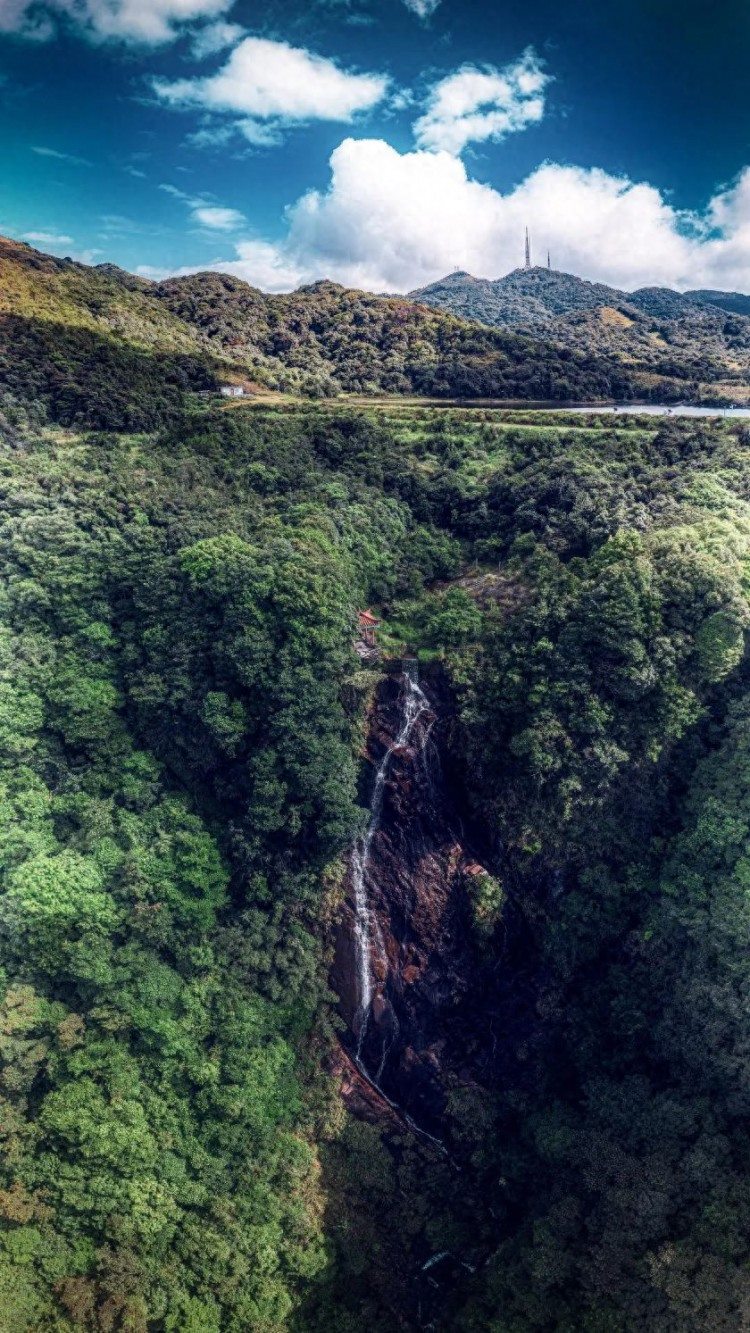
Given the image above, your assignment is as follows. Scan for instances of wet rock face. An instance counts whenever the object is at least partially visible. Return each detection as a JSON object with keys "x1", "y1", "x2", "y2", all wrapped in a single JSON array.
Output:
[
  {"x1": 332, "y1": 670, "x2": 482, "y2": 1128},
  {"x1": 327, "y1": 1044, "x2": 406, "y2": 1131}
]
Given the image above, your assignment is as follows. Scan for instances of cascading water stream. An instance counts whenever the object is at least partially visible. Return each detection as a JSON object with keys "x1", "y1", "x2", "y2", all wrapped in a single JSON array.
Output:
[
  {"x1": 352, "y1": 668, "x2": 431, "y2": 1069},
  {"x1": 343, "y1": 665, "x2": 456, "y2": 1160}
]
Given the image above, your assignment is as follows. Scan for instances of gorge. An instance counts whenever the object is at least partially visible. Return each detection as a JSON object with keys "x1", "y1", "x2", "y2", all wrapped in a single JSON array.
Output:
[
  {"x1": 333, "y1": 662, "x2": 508, "y2": 1144},
  {"x1": 4, "y1": 278, "x2": 750, "y2": 1327},
  {"x1": 3, "y1": 0, "x2": 750, "y2": 1312},
  {"x1": 349, "y1": 665, "x2": 432, "y2": 1078}
]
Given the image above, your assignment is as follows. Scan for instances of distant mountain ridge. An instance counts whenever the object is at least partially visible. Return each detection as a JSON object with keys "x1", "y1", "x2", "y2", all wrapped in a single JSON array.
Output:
[
  {"x1": 3, "y1": 233, "x2": 750, "y2": 429},
  {"x1": 410, "y1": 265, "x2": 748, "y2": 327},
  {"x1": 411, "y1": 267, "x2": 634, "y2": 326},
  {"x1": 410, "y1": 266, "x2": 750, "y2": 403},
  {"x1": 0, "y1": 235, "x2": 639, "y2": 429},
  {"x1": 687, "y1": 288, "x2": 750, "y2": 317}
]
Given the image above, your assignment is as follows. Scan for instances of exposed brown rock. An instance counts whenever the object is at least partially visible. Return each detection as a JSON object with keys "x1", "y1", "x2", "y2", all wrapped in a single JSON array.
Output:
[
  {"x1": 332, "y1": 669, "x2": 489, "y2": 1129},
  {"x1": 328, "y1": 1044, "x2": 405, "y2": 1131}
]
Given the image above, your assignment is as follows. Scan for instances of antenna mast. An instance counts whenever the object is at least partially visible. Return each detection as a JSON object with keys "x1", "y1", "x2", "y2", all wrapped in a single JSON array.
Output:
[
  {"x1": 547, "y1": 250, "x2": 551, "y2": 270},
  {"x1": 524, "y1": 227, "x2": 532, "y2": 269}
]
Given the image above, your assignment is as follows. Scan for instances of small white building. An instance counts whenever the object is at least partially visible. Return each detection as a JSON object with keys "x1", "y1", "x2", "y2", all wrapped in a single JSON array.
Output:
[{"x1": 220, "y1": 385, "x2": 246, "y2": 398}]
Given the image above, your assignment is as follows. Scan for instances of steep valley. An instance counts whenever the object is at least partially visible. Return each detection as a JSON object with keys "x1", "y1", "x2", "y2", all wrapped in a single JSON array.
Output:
[
  {"x1": 4, "y1": 0, "x2": 750, "y2": 1320},
  {"x1": 3, "y1": 279, "x2": 750, "y2": 1329},
  {"x1": 334, "y1": 665, "x2": 483, "y2": 1132}
]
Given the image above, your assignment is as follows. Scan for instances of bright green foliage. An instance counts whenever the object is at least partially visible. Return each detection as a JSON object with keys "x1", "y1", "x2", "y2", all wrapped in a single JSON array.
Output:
[
  {"x1": 0, "y1": 406, "x2": 422, "y2": 1329},
  {"x1": 466, "y1": 870, "x2": 506, "y2": 938},
  {"x1": 5, "y1": 850, "x2": 120, "y2": 972},
  {"x1": 424, "y1": 587, "x2": 484, "y2": 650}
]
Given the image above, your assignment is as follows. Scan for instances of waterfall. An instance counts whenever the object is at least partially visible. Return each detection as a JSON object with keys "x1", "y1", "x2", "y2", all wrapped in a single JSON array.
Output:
[{"x1": 352, "y1": 668, "x2": 431, "y2": 1068}]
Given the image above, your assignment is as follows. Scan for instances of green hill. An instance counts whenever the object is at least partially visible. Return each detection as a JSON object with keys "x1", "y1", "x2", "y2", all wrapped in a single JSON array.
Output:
[
  {"x1": 0, "y1": 236, "x2": 223, "y2": 430},
  {"x1": 0, "y1": 236, "x2": 721, "y2": 429},
  {"x1": 411, "y1": 265, "x2": 750, "y2": 403},
  {"x1": 687, "y1": 287, "x2": 750, "y2": 316}
]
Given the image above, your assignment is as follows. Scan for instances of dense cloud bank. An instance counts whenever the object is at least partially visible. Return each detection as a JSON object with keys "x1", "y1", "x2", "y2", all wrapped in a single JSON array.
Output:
[{"x1": 190, "y1": 139, "x2": 750, "y2": 296}]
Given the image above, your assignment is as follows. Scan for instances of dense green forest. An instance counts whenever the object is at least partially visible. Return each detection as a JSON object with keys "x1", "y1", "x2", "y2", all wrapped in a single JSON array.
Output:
[{"x1": 3, "y1": 383, "x2": 750, "y2": 1329}]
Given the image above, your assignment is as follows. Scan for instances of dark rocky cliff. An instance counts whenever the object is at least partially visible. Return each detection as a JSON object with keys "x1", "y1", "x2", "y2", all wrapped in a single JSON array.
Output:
[{"x1": 332, "y1": 667, "x2": 528, "y2": 1138}]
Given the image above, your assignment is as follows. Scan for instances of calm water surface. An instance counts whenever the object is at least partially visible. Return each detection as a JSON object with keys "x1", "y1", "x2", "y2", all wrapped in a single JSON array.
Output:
[{"x1": 562, "y1": 404, "x2": 750, "y2": 418}]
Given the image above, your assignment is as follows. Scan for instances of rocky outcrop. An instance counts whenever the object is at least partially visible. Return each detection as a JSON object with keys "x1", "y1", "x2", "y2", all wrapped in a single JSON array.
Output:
[
  {"x1": 332, "y1": 667, "x2": 488, "y2": 1130},
  {"x1": 328, "y1": 1044, "x2": 406, "y2": 1131}
]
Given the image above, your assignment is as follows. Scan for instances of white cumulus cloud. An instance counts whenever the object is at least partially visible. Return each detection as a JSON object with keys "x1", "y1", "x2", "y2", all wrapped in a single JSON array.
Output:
[
  {"x1": 154, "y1": 36, "x2": 390, "y2": 142},
  {"x1": 190, "y1": 18, "x2": 243, "y2": 57},
  {"x1": 402, "y1": 0, "x2": 441, "y2": 18},
  {"x1": 175, "y1": 138, "x2": 750, "y2": 296},
  {"x1": 191, "y1": 204, "x2": 245, "y2": 230},
  {"x1": 414, "y1": 49, "x2": 550, "y2": 155},
  {"x1": 0, "y1": 0, "x2": 235, "y2": 44}
]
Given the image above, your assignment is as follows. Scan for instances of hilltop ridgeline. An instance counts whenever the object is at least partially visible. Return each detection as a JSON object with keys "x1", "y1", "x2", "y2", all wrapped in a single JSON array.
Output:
[
  {"x1": 410, "y1": 263, "x2": 750, "y2": 326},
  {"x1": 2, "y1": 234, "x2": 750, "y2": 430},
  {"x1": 411, "y1": 265, "x2": 750, "y2": 403},
  {"x1": 0, "y1": 236, "x2": 631, "y2": 428}
]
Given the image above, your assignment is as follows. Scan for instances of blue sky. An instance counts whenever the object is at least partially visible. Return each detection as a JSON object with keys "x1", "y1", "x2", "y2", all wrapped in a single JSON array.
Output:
[{"x1": 1, "y1": 0, "x2": 750, "y2": 292}]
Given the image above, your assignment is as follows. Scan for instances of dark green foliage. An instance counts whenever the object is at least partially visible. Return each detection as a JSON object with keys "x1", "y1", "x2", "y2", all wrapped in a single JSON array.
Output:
[
  {"x1": 422, "y1": 417, "x2": 750, "y2": 1330},
  {"x1": 4, "y1": 395, "x2": 750, "y2": 1330},
  {"x1": 0, "y1": 314, "x2": 218, "y2": 430},
  {"x1": 411, "y1": 265, "x2": 750, "y2": 403},
  {"x1": 0, "y1": 406, "x2": 429, "y2": 1329}
]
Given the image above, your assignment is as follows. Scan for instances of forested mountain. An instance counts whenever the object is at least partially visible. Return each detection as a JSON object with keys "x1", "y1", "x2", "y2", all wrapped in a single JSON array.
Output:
[
  {"x1": 412, "y1": 265, "x2": 750, "y2": 402},
  {"x1": 6, "y1": 232, "x2": 750, "y2": 1330},
  {"x1": 4, "y1": 236, "x2": 750, "y2": 433},
  {"x1": 410, "y1": 263, "x2": 748, "y2": 327},
  {"x1": 0, "y1": 236, "x2": 636, "y2": 427},
  {"x1": 410, "y1": 265, "x2": 632, "y2": 326},
  {"x1": 3, "y1": 398, "x2": 750, "y2": 1331},
  {"x1": 147, "y1": 270, "x2": 626, "y2": 402}
]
